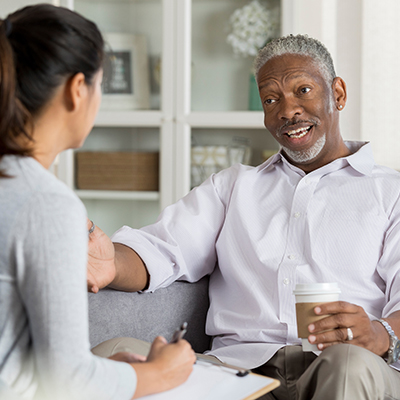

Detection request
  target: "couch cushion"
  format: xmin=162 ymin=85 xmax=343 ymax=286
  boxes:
xmin=88 ymin=276 xmax=211 ymax=353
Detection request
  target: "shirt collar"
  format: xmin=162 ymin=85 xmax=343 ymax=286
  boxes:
xmin=344 ymin=141 xmax=374 ymax=176
xmin=257 ymin=141 xmax=375 ymax=176
xmin=257 ymin=152 xmax=282 ymax=173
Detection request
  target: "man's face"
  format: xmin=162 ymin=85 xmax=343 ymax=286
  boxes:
xmin=258 ymin=54 xmax=344 ymax=172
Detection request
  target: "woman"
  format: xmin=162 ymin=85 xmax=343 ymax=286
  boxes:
xmin=0 ymin=4 xmax=195 ymax=400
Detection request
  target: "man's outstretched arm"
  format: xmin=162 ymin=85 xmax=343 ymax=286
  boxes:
xmin=110 ymin=243 xmax=149 ymax=292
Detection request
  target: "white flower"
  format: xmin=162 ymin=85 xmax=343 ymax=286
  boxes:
xmin=227 ymin=0 xmax=279 ymax=57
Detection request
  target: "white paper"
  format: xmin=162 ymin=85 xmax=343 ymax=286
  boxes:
xmin=141 ymin=361 xmax=275 ymax=400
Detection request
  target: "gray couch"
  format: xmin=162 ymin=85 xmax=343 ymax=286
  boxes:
xmin=88 ymin=276 xmax=212 ymax=354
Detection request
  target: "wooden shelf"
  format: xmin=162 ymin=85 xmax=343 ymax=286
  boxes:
xmin=75 ymin=190 xmax=160 ymax=201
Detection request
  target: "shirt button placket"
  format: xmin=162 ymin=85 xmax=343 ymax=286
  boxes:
xmin=283 ymin=278 xmax=290 ymax=285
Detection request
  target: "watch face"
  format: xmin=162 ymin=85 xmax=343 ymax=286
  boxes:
xmin=394 ymin=340 xmax=400 ymax=362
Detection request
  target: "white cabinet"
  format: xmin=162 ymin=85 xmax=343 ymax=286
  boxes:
xmin=173 ymin=0 xmax=281 ymax=201
xmin=55 ymin=0 xmax=173 ymax=235
xmin=54 ymin=0 xmax=283 ymax=236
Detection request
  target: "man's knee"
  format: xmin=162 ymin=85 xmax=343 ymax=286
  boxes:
xmin=319 ymin=344 xmax=378 ymax=371
xmin=91 ymin=337 xmax=151 ymax=358
xmin=316 ymin=344 xmax=386 ymax=382
xmin=297 ymin=344 xmax=389 ymax=399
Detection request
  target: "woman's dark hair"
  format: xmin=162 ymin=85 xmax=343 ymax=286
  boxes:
xmin=0 ymin=4 xmax=104 ymax=176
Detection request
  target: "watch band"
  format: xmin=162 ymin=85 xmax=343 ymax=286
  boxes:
xmin=376 ymin=318 xmax=399 ymax=364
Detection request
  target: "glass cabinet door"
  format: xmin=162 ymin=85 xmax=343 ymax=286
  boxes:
xmin=174 ymin=0 xmax=282 ymax=199
xmin=191 ymin=0 xmax=280 ymax=112
xmin=74 ymin=0 xmax=163 ymax=111
xmin=60 ymin=0 xmax=168 ymax=236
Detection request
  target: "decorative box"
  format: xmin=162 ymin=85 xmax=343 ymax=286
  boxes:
xmin=76 ymin=151 xmax=159 ymax=191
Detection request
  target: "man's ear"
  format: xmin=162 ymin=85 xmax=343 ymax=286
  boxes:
xmin=64 ymin=72 xmax=87 ymax=112
xmin=332 ymin=77 xmax=347 ymax=110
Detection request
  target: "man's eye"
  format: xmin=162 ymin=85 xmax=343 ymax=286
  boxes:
xmin=264 ymin=98 xmax=276 ymax=105
xmin=300 ymin=87 xmax=311 ymax=94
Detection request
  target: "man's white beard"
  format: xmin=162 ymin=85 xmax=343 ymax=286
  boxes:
xmin=282 ymin=133 xmax=326 ymax=164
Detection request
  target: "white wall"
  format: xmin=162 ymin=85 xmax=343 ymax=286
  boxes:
xmin=360 ymin=0 xmax=400 ymax=170
xmin=336 ymin=0 xmax=362 ymax=141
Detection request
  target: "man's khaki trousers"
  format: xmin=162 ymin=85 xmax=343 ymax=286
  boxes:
xmin=254 ymin=344 xmax=400 ymax=400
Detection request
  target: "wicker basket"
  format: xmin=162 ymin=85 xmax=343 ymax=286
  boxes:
xmin=75 ymin=151 xmax=159 ymax=191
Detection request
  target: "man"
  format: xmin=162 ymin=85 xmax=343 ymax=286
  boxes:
xmin=87 ymin=35 xmax=400 ymax=399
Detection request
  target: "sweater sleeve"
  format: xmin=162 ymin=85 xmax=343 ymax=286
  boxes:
xmin=11 ymin=192 xmax=136 ymax=400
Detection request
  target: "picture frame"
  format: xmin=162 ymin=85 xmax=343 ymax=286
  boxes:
xmin=101 ymin=33 xmax=150 ymax=110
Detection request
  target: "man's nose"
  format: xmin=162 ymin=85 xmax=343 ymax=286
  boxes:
xmin=278 ymin=96 xmax=303 ymax=120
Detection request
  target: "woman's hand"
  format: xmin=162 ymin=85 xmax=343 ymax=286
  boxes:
xmin=131 ymin=336 xmax=196 ymax=399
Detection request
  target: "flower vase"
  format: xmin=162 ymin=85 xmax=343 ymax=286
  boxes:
xmin=248 ymin=73 xmax=263 ymax=111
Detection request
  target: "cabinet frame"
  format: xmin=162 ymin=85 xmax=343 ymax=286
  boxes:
xmin=57 ymin=0 xmax=291 ymax=214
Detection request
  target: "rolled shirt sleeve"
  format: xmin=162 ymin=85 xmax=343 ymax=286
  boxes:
xmin=112 ymin=169 xmax=234 ymax=291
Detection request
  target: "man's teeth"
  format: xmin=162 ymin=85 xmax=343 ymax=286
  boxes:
xmin=287 ymin=126 xmax=311 ymax=138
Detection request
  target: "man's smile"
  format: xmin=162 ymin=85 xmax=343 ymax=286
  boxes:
xmin=278 ymin=122 xmax=317 ymax=146
xmin=286 ymin=125 xmax=312 ymax=138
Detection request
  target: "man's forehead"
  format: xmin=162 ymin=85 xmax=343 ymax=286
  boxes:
xmin=263 ymin=53 xmax=315 ymax=70
xmin=259 ymin=54 xmax=324 ymax=85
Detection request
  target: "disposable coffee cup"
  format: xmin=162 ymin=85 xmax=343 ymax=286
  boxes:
xmin=293 ymin=283 xmax=341 ymax=351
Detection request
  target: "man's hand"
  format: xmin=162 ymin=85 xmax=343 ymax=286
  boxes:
xmin=306 ymin=301 xmax=396 ymax=357
xmin=86 ymin=219 xmax=116 ymax=293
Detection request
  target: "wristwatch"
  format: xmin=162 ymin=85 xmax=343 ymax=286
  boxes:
xmin=376 ymin=319 xmax=400 ymax=364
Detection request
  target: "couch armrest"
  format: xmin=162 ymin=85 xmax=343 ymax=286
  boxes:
xmin=88 ymin=276 xmax=211 ymax=354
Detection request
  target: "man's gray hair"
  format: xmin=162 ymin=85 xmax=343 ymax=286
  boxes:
xmin=254 ymin=34 xmax=336 ymax=86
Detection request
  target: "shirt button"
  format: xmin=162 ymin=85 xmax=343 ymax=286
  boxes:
xmin=288 ymin=254 xmax=296 ymax=260
xmin=283 ymin=278 xmax=290 ymax=285
xmin=294 ymin=212 xmax=301 ymax=218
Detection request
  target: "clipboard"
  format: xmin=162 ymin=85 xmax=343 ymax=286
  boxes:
xmin=141 ymin=356 xmax=280 ymax=400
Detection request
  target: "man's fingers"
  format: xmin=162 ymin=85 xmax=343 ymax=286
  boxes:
xmin=310 ymin=304 xmax=364 ymax=333
xmin=315 ymin=301 xmax=357 ymax=315
xmin=309 ymin=326 xmax=354 ymax=348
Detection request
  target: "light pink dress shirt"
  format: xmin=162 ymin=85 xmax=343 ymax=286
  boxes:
xmin=112 ymin=141 xmax=400 ymax=370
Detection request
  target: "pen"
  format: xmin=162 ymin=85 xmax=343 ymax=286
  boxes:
xmin=170 ymin=322 xmax=188 ymax=343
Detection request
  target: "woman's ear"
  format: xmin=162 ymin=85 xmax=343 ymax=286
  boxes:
xmin=64 ymin=72 xmax=87 ymax=112
xmin=332 ymin=77 xmax=347 ymax=111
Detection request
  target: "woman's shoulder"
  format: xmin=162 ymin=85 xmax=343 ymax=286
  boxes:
xmin=5 ymin=156 xmax=80 ymax=200
xmin=1 ymin=155 xmax=85 ymax=222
